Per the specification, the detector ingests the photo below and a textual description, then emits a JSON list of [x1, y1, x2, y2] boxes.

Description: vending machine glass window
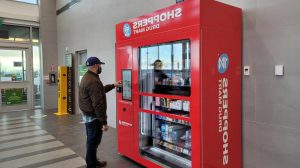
[[139, 40, 191, 96], [139, 40, 191, 168], [139, 112, 191, 168]]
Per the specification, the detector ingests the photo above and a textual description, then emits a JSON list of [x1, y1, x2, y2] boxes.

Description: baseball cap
[[150, 59, 162, 66], [85, 57, 105, 66]]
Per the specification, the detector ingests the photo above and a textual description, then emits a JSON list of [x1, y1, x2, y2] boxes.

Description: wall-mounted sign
[[65, 53, 73, 67]]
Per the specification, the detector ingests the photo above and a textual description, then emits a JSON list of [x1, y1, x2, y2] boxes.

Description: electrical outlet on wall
[[243, 66, 250, 76], [275, 65, 284, 76]]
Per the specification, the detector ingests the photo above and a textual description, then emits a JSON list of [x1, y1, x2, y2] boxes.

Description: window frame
[[13, 0, 38, 5]]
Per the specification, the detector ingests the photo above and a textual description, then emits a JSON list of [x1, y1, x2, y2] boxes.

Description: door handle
[[123, 108, 126, 112], [141, 113, 146, 135]]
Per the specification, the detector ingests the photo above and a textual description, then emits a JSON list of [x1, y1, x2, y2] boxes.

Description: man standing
[[79, 56, 121, 168]]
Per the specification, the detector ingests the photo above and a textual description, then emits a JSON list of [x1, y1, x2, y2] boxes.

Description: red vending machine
[[116, 0, 242, 167]]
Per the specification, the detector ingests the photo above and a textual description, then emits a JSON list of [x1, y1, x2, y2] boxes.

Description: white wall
[[56, 0, 174, 127], [0, 0, 39, 22]]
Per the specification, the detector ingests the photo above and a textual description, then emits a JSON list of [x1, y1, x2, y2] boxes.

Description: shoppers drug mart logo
[[218, 77, 230, 166], [123, 23, 131, 38], [132, 7, 182, 35], [218, 53, 229, 74], [217, 53, 230, 165]]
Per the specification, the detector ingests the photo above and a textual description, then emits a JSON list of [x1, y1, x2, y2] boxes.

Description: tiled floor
[[0, 109, 144, 168]]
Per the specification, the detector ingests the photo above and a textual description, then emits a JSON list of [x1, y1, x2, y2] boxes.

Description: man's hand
[[102, 125, 109, 131], [114, 80, 122, 87]]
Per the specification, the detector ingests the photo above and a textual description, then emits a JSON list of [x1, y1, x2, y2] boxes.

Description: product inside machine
[[139, 40, 192, 168]]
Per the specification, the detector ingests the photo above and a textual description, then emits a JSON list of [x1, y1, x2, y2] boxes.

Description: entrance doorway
[[0, 47, 34, 112], [74, 50, 87, 114]]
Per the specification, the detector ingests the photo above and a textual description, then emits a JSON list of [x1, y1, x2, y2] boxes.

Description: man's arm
[[104, 80, 122, 93], [104, 84, 115, 93]]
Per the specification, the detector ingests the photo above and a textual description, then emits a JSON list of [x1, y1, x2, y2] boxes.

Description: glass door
[[75, 50, 87, 114], [0, 47, 33, 112], [138, 40, 192, 168], [77, 50, 87, 85]]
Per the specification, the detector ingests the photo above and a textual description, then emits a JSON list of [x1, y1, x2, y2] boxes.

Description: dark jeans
[[85, 119, 103, 168]]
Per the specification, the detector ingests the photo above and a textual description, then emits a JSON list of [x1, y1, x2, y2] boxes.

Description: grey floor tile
[[37, 157, 86, 168], [0, 129, 47, 142], [0, 148, 75, 168], [0, 109, 144, 168], [0, 125, 41, 136], [0, 135, 55, 150], [0, 119, 31, 126], [0, 122, 36, 130], [0, 141, 64, 159], [0, 116, 28, 122]]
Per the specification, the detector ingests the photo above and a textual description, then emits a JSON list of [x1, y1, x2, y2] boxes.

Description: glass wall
[[0, 25, 30, 42], [77, 50, 87, 83], [0, 49, 27, 82], [0, 25, 41, 108], [33, 45, 41, 107], [32, 27, 39, 43], [31, 27, 41, 108]]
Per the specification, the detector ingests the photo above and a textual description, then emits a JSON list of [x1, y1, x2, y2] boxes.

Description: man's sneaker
[[96, 160, 107, 167]]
